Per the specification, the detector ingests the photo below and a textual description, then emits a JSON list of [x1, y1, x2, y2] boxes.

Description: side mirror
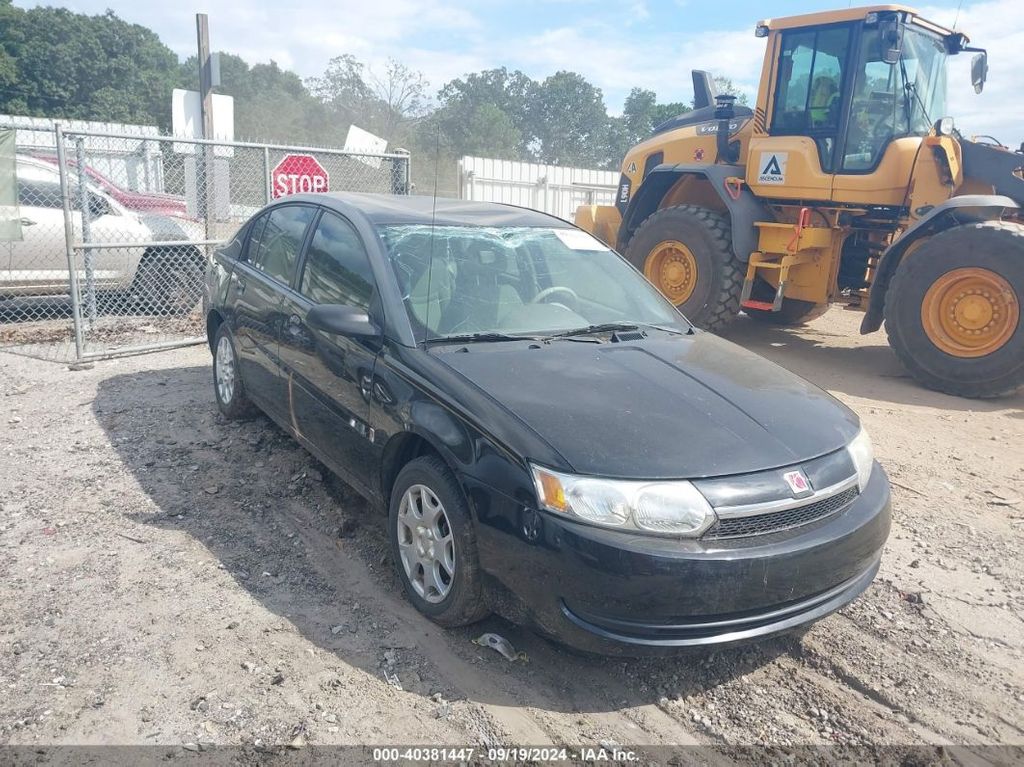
[[879, 16, 904, 65], [306, 304, 381, 339], [971, 51, 988, 94], [87, 193, 111, 219]]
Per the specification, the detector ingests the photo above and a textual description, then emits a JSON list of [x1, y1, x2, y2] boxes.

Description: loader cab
[[747, 6, 956, 207]]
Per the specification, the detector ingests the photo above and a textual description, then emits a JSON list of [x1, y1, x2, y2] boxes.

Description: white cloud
[[921, 0, 1023, 143], [16, 0, 1022, 141]]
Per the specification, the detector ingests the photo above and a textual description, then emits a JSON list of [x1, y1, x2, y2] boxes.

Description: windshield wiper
[[423, 332, 544, 346], [900, 57, 932, 133], [545, 322, 640, 339], [546, 322, 691, 339]]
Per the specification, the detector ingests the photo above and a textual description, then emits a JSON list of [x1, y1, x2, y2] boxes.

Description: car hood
[[435, 332, 860, 479]]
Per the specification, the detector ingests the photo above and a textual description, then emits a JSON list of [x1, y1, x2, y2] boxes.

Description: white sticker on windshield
[[553, 228, 609, 251]]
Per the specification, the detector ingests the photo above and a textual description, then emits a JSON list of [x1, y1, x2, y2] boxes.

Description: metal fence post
[[390, 149, 411, 195], [74, 137, 97, 324], [263, 146, 272, 203], [1, 126, 416, 364], [54, 124, 85, 361]]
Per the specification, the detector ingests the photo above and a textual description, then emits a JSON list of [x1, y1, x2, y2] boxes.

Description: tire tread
[[628, 205, 744, 333]]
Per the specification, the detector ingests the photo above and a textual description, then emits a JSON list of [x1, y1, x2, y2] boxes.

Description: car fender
[[861, 194, 1020, 334], [617, 164, 773, 262]]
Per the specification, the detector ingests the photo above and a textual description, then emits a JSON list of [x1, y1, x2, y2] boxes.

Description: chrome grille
[[704, 486, 859, 540]]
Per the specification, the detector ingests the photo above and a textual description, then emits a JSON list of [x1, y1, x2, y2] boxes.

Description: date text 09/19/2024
[[372, 746, 639, 762]]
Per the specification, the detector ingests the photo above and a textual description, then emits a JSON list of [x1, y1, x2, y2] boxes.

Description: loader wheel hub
[[646, 241, 698, 305], [922, 268, 1019, 358]]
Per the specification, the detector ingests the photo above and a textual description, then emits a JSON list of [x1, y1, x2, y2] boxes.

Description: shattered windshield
[[844, 24, 948, 169], [376, 224, 686, 342]]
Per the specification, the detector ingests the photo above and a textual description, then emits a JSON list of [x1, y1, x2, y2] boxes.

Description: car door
[[747, 23, 855, 202], [9, 161, 136, 295], [9, 162, 74, 293], [278, 209, 381, 495], [228, 204, 316, 419]]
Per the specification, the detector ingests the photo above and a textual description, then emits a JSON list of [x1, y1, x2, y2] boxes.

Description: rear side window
[[18, 178, 64, 209], [299, 212, 376, 309], [250, 205, 315, 285]]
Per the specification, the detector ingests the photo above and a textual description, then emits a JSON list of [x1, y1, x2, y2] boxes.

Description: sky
[[15, 0, 1024, 142]]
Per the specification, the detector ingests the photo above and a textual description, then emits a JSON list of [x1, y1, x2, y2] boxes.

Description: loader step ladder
[[741, 208, 823, 312]]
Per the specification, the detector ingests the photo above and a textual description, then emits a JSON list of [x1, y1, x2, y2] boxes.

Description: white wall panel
[[459, 156, 617, 222]]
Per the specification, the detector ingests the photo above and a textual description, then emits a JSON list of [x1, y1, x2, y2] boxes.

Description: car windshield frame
[[375, 223, 691, 344]]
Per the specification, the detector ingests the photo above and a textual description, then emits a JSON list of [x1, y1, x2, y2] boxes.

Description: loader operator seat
[[808, 75, 840, 129]]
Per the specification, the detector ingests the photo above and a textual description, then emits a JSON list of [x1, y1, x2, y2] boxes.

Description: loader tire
[[744, 278, 830, 326], [626, 205, 743, 333], [884, 221, 1024, 398]]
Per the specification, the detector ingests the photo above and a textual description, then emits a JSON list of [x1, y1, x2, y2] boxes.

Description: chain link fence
[[0, 125, 410, 363]]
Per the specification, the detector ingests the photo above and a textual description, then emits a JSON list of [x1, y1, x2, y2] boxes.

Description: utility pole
[[196, 13, 214, 241], [196, 14, 214, 141]]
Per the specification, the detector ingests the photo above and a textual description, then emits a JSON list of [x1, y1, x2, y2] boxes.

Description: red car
[[32, 154, 189, 218]]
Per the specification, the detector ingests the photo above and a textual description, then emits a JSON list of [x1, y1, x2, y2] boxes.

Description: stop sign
[[270, 154, 330, 199]]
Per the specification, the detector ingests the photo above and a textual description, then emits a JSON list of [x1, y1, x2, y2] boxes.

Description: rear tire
[[625, 205, 743, 333], [212, 324, 256, 419], [884, 221, 1024, 398], [389, 455, 489, 627]]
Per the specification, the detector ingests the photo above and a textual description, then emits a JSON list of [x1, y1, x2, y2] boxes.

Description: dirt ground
[[1, 307, 1022, 758]]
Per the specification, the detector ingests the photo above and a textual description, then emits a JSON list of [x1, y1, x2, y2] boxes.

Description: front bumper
[[467, 463, 891, 655]]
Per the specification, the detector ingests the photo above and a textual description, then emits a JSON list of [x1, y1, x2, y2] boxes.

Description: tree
[[367, 59, 429, 142], [179, 53, 331, 144], [605, 88, 691, 168], [306, 55, 428, 144], [0, 4, 179, 127], [306, 54, 376, 130], [709, 76, 749, 107], [434, 68, 536, 158], [528, 71, 608, 166]]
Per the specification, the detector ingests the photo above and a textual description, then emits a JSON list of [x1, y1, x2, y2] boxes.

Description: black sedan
[[204, 193, 890, 654]]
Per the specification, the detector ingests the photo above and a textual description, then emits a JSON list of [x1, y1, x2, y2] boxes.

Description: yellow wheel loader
[[576, 5, 1023, 398]]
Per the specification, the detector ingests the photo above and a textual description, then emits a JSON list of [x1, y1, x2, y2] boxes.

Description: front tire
[[884, 221, 1024, 398], [625, 205, 743, 332], [389, 455, 489, 627], [212, 324, 256, 419], [133, 247, 205, 315]]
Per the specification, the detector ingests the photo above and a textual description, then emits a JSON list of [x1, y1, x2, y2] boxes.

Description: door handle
[[20, 217, 36, 227], [233, 276, 246, 294]]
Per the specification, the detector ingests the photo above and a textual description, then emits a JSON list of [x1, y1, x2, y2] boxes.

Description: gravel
[[1, 309, 1022, 752]]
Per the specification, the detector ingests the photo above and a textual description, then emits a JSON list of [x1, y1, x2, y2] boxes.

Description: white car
[[2, 156, 206, 314]]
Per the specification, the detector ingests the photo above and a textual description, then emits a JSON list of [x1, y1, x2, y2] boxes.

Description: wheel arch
[[617, 164, 772, 263], [380, 430, 459, 513], [139, 243, 205, 268], [861, 194, 1021, 334], [206, 308, 225, 352]]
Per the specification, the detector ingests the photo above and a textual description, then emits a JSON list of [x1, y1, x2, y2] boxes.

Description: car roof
[[278, 192, 575, 229]]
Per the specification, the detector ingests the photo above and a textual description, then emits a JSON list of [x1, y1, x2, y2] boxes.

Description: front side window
[[843, 25, 948, 170], [772, 25, 853, 171], [250, 205, 315, 285], [377, 224, 686, 342], [299, 212, 376, 309]]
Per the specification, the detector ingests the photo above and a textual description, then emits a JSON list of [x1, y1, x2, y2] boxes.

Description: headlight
[[530, 464, 715, 537], [846, 427, 874, 492]]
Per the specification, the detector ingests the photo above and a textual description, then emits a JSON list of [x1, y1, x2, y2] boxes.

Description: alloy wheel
[[396, 484, 455, 603], [215, 335, 236, 404]]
